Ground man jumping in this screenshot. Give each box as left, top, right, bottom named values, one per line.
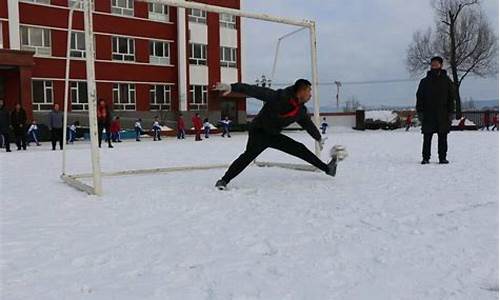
left=213, top=79, right=338, bottom=190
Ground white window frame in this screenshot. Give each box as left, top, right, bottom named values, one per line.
left=111, top=0, right=134, bottom=16
left=20, top=0, right=51, bottom=4
left=0, top=23, right=3, bottom=49
left=220, top=13, right=236, bottom=29
left=148, top=3, right=169, bottom=22
left=189, top=43, right=207, bottom=65
left=32, top=80, right=53, bottom=111
left=112, top=36, right=135, bottom=61
left=70, top=31, right=86, bottom=58
left=189, top=85, right=208, bottom=110
left=149, top=85, right=171, bottom=111
left=113, top=83, right=136, bottom=111
left=20, top=26, right=51, bottom=56
left=220, top=46, right=237, bottom=68
left=188, top=8, right=207, bottom=24
left=68, top=0, right=83, bottom=9
left=70, top=81, right=89, bottom=111
left=149, top=40, right=170, bottom=65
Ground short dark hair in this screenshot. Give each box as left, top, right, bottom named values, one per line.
left=431, top=56, right=443, bottom=64
left=293, top=79, right=312, bottom=93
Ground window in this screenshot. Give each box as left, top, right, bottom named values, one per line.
left=189, top=85, right=208, bottom=110
left=220, top=13, right=236, bottom=29
left=32, top=80, right=53, bottom=111
left=188, top=8, right=207, bottom=24
left=20, top=26, right=51, bottom=56
left=111, top=0, right=134, bottom=16
left=149, top=85, right=171, bottom=111
left=220, top=47, right=237, bottom=68
left=112, top=36, right=134, bottom=61
left=113, top=83, right=135, bottom=111
left=70, top=32, right=86, bottom=58
left=148, top=3, right=169, bottom=22
left=68, top=0, right=83, bottom=9
left=70, top=82, right=88, bottom=111
left=149, top=41, right=170, bottom=65
left=189, top=43, right=207, bottom=65
left=21, top=0, right=50, bottom=4
left=0, top=23, right=3, bottom=49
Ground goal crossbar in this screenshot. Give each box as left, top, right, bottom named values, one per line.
left=62, top=0, right=321, bottom=195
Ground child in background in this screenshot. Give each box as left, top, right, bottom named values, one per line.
left=152, top=116, right=162, bottom=141
left=67, top=121, right=78, bottom=144
left=110, top=116, right=122, bottom=143
left=27, top=119, right=41, bottom=146
left=220, top=116, right=231, bottom=138
left=203, top=118, right=211, bottom=138
left=320, top=117, right=328, bottom=134
left=134, top=118, right=143, bottom=141
left=177, top=114, right=186, bottom=139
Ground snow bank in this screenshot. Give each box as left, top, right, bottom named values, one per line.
left=365, top=110, right=399, bottom=123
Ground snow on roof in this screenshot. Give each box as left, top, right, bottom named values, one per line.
left=365, top=110, right=399, bottom=123
left=452, top=118, right=476, bottom=126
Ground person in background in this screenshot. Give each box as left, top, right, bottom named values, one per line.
left=152, top=116, right=162, bottom=141
left=177, top=113, right=186, bottom=139
left=0, top=102, right=11, bottom=152
left=220, top=116, right=232, bottom=138
left=458, top=115, right=466, bottom=131
left=134, top=118, right=143, bottom=141
left=203, top=118, right=211, bottom=138
left=492, top=113, right=498, bottom=131
left=11, top=103, right=28, bottom=151
left=320, top=117, right=329, bottom=134
left=48, top=103, right=64, bottom=151
left=97, top=99, right=113, bottom=148
left=405, top=114, right=413, bottom=131
left=192, top=113, right=203, bottom=141
left=110, top=116, right=122, bottom=143
left=481, top=110, right=491, bottom=131
left=67, top=121, right=79, bottom=144
left=27, top=119, right=41, bottom=146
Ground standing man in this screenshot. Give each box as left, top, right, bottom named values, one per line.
left=177, top=113, right=186, bottom=139
left=97, top=99, right=113, bottom=148
left=416, top=56, right=455, bottom=164
left=49, top=103, right=64, bottom=151
left=11, top=103, right=27, bottom=151
left=0, top=102, right=11, bottom=152
left=213, top=79, right=338, bottom=190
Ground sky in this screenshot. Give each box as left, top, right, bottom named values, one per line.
left=240, top=0, right=499, bottom=111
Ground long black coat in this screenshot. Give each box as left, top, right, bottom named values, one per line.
left=231, top=83, right=322, bottom=141
left=416, top=69, right=455, bottom=134
left=0, top=107, right=10, bottom=133
left=10, top=108, right=27, bottom=136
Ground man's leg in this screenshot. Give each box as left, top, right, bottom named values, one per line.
left=51, top=129, right=57, bottom=150
left=438, top=132, right=448, bottom=161
left=58, top=128, right=63, bottom=150
left=422, top=133, right=432, bottom=161
left=221, top=130, right=268, bottom=183
left=1, top=132, right=10, bottom=152
left=98, top=124, right=103, bottom=147
left=268, top=134, right=329, bottom=172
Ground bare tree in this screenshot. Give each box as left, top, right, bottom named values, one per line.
left=407, top=0, right=498, bottom=117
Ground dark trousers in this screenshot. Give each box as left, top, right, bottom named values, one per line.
left=51, top=128, right=63, bottom=150
left=195, top=128, right=202, bottom=141
left=14, top=130, right=27, bottom=150
left=221, top=129, right=328, bottom=183
left=1, top=130, right=10, bottom=151
left=98, top=123, right=112, bottom=147
left=422, top=132, right=448, bottom=161
left=177, top=129, right=185, bottom=139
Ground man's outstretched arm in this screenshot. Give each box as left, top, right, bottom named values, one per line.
left=297, top=113, right=322, bottom=142
left=214, top=82, right=278, bottom=102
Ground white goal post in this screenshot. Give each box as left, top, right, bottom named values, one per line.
left=61, top=0, right=321, bottom=195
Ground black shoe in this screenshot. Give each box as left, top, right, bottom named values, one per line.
left=6, top=149, right=11, bottom=152
left=421, top=159, right=430, bottom=165
left=439, top=159, right=449, bottom=164
left=326, top=153, right=338, bottom=177
left=215, top=179, right=228, bottom=191
left=108, top=145, right=114, bottom=148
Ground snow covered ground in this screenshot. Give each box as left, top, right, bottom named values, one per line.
left=1, top=128, right=498, bottom=300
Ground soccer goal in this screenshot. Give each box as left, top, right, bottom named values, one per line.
left=61, top=0, right=321, bottom=195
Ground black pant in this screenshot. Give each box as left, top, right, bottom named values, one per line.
left=98, top=123, right=112, bottom=147
left=422, top=132, right=447, bottom=161
left=14, top=130, right=27, bottom=150
left=221, top=129, right=328, bottom=183
left=1, top=130, right=10, bottom=151
left=51, top=128, right=63, bottom=150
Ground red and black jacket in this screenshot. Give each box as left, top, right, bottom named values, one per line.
left=231, top=83, right=321, bottom=141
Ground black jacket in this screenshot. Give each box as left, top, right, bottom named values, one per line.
left=0, top=107, right=10, bottom=132
left=10, top=108, right=27, bottom=134
left=416, top=69, right=455, bottom=134
left=232, top=83, right=321, bottom=141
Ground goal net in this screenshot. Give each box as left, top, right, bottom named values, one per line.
left=61, top=0, right=321, bottom=195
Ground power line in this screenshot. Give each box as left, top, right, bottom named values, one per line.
left=272, top=78, right=419, bottom=86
